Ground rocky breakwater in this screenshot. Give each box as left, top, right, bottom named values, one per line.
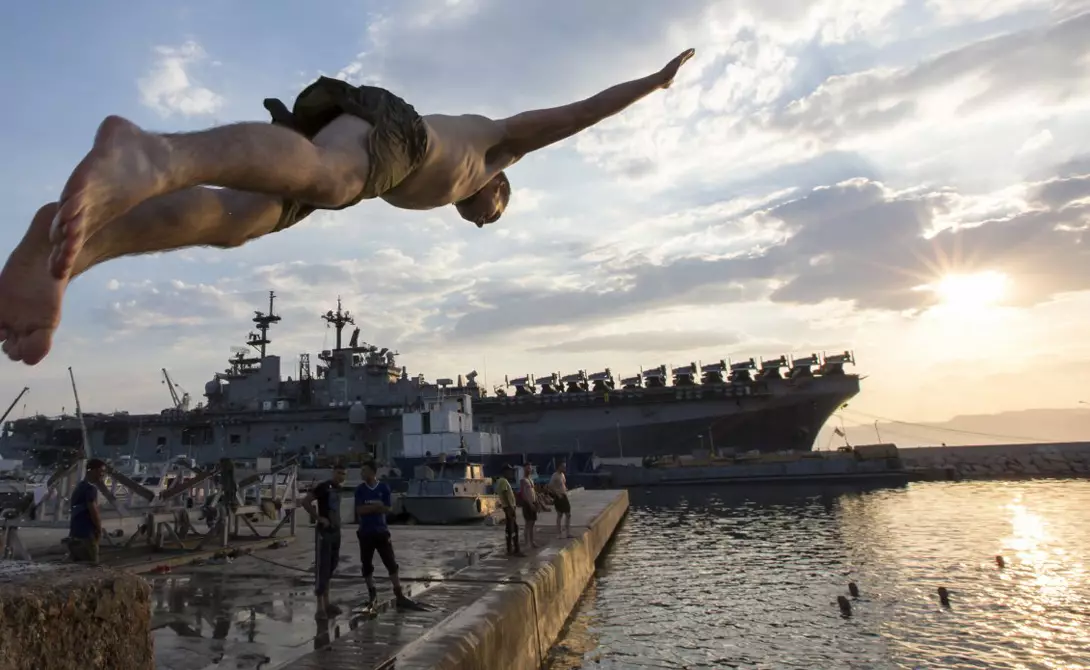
left=0, top=562, right=152, bottom=670
left=898, top=442, right=1090, bottom=481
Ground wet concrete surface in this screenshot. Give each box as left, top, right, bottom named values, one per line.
left=149, top=523, right=507, bottom=670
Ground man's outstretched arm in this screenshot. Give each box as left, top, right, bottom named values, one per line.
left=497, top=49, right=695, bottom=159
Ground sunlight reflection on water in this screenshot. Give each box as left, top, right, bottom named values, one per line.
left=546, top=480, right=1090, bottom=670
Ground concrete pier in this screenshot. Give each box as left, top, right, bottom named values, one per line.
left=899, top=442, right=1090, bottom=480
left=140, top=488, right=628, bottom=670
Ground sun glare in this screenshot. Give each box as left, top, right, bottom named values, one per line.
left=935, top=271, right=1009, bottom=309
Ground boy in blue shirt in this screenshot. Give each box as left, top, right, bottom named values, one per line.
left=68, top=458, right=106, bottom=563
left=355, top=460, right=421, bottom=609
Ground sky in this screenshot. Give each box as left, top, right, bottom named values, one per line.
left=2, top=0, right=1090, bottom=447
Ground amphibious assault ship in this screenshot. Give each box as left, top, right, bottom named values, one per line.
left=0, top=292, right=860, bottom=466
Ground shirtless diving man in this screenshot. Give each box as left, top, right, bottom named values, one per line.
left=0, top=49, right=695, bottom=366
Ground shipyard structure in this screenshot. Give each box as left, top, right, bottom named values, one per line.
left=0, top=293, right=860, bottom=466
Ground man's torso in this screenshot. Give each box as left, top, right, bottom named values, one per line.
left=315, top=480, right=342, bottom=531
left=381, top=114, right=517, bottom=210
left=520, top=477, right=537, bottom=505
left=69, top=480, right=97, bottom=538
left=549, top=472, right=567, bottom=496
left=356, top=481, right=389, bottom=535
left=494, top=477, right=516, bottom=508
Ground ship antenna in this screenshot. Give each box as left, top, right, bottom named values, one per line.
left=249, top=290, right=282, bottom=358
left=321, top=296, right=356, bottom=351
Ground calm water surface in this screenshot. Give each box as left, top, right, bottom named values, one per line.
left=546, top=480, right=1090, bottom=670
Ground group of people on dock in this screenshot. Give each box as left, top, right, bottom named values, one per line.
left=301, top=458, right=573, bottom=617
left=301, top=459, right=418, bottom=618
left=493, top=460, right=572, bottom=557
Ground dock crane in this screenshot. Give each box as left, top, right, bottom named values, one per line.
left=1, top=386, right=29, bottom=426
left=161, top=369, right=191, bottom=411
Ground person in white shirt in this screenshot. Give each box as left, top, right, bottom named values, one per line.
left=519, top=463, right=539, bottom=548
left=548, top=460, right=571, bottom=538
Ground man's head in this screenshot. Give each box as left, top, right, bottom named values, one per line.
left=556, top=460, right=567, bottom=473
left=332, top=463, right=347, bottom=486
left=455, top=172, right=511, bottom=228
left=86, top=458, right=106, bottom=482
left=523, top=463, right=533, bottom=477
left=502, top=463, right=514, bottom=479
left=361, top=460, right=377, bottom=482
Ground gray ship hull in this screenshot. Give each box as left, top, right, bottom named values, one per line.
left=1, top=376, right=858, bottom=465
left=477, top=376, right=859, bottom=457
left=0, top=293, right=862, bottom=467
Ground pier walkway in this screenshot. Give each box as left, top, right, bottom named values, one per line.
left=148, top=489, right=628, bottom=670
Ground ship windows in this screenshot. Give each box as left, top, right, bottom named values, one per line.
left=230, top=434, right=242, bottom=445
left=103, top=424, right=130, bottom=446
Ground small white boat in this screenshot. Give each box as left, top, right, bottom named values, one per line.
left=402, top=459, right=502, bottom=524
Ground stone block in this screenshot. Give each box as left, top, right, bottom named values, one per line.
left=0, top=563, right=152, bottom=670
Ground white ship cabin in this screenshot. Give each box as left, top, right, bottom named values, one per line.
left=400, top=394, right=502, bottom=458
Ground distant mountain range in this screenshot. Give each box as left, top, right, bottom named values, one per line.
left=819, top=408, right=1090, bottom=449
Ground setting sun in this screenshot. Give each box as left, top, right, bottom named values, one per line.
left=934, top=271, right=1009, bottom=308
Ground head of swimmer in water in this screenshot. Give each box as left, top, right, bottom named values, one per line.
left=455, top=172, right=511, bottom=228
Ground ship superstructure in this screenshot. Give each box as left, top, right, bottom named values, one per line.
left=1, top=292, right=860, bottom=465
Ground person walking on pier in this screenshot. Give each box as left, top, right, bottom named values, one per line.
left=67, top=458, right=105, bottom=564
left=301, top=463, right=347, bottom=618
left=495, top=464, right=522, bottom=556
left=549, top=460, right=572, bottom=539
left=519, top=463, right=539, bottom=549
left=355, top=460, right=417, bottom=609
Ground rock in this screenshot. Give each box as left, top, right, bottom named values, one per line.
left=0, top=563, right=152, bottom=670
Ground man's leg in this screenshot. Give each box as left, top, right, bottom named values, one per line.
left=49, top=114, right=376, bottom=281
left=376, top=534, right=409, bottom=603
left=314, top=533, right=333, bottom=618
left=358, top=532, right=378, bottom=604
left=0, top=188, right=282, bottom=364
left=504, top=508, right=515, bottom=554
left=326, top=534, right=342, bottom=615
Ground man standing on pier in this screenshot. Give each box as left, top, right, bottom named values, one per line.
left=301, top=463, right=347, bottom=618
left=355, top=460, right=418, bottom=609
left=549, top=460, right=572, bottom=539
left=519, top=463, right=539, bottom=549
left=495, top=464, right=522, bottom=556
left=67, top=458, right=105, bottom=564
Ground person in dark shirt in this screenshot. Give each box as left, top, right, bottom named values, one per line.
left=355, top=460, right=419, bottom=609
left=302, top=464, right=347, bottom=619
left=68, top=458, right=106, bottom=564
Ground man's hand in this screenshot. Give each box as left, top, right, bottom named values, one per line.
left=317, top=516, right=330, bottom=527
left=657, top=48, right=696, bottom=89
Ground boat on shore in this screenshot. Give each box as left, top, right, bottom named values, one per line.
left=402, top=458, right=501, bottom=525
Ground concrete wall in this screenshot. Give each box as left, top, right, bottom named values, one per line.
left=899, top=442, right=1090, bottom=479
left=0, top=564, right=152, bottom=670
left=396, top=490, right=630, bottom=670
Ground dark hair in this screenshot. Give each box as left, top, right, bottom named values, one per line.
left=333, top=463, right=347, bottom=472
left=458, top=172, right=512, bottom=227
left=361, top=460, right=377, bottom=473
left=87, top=458, right=106, bottom=471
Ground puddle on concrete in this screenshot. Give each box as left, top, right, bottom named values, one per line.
left=149, top=571, right=369, bottom=670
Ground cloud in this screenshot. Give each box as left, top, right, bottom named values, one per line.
left=138, top=41, right=223, bottom=118
left=767, top=11, right=1090, bottom=143
left=433, top=169, right=1090, bottom=340
left=529, top=330, right=742, bottom=354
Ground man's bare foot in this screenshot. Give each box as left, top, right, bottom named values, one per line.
left=50, top=115, right=168, bottom=280
left=1, top=203, right=67, bottom=365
